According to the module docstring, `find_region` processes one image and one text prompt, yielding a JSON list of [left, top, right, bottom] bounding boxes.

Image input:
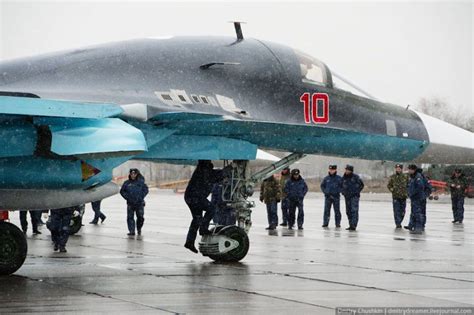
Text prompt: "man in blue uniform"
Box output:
[[342, 165, 364, 231], [418, 168, 432, 230], [407, 164, 425, 234], [120, 168, 149, 236], [284, 169, 308, 230], [279, 167, 291, 226], [211, 182, 236, 226], [447, 168, 468, 224], [48, 207, 75, 252], [321, 165, 343, 228]]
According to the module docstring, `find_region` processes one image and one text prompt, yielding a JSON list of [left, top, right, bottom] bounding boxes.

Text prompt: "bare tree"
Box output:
[[415, 97, 473, 131]]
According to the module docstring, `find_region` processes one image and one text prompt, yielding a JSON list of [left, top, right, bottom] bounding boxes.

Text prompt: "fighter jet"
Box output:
[[0, 24, 472, 274]]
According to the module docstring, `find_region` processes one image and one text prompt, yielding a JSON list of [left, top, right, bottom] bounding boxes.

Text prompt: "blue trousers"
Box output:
[[288, 198, 304, 228], [281, 197, 289, 224], [344, 196, 359, 228], [408, 199, 423, 232], [451, 196, 465, 222], [266, 202, 278, 227], [420, 198, 427, 227], [186, 199, 215, 243], [49, 209, 73, 247], [323, 195, 341, 225], [91, 200, 106, 223], [392, 198, 406, 226], [127, 204, 144, 234]]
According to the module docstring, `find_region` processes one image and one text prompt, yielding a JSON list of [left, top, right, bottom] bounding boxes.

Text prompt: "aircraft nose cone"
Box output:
[[413, 111, 474, 164]]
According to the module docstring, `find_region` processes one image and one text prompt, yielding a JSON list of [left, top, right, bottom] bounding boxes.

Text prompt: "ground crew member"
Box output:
[[260, 174, 281, 230], [284, 169, 308, 230], [48, 207, 75, 252], [321, 165, 342, 228], [211, 182, 236, 226], [387, 164, 408, 228], [342, 165, 364, 231], [89, 200, 106, 224], [406, 164, 425, 234], [120, 168, 149, 236], [419, 168, 432, 229], [279, 167, 291, 226], [184, 160, 227, 254], [448, 168, 468, 224], [19, 210, 42, 235], [406, 168, 432, 230]]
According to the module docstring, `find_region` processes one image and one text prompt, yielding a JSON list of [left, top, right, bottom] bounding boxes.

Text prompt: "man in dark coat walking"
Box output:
[[120, 168, 149, 236]]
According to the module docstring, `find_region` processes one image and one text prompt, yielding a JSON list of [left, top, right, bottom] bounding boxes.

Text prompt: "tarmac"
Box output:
[[1, 189, 473, 314]]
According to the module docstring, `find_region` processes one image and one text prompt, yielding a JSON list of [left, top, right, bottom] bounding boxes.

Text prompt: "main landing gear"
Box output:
[[199, 153, 306, 262], [0, 211, 28, 276]]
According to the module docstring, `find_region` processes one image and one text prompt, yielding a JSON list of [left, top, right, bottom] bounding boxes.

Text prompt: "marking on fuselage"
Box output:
[[300, 92, 330, 124]]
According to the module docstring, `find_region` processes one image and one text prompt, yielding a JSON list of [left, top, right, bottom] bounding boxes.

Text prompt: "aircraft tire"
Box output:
[[0, 221, 27, 276], [69, 215, 83, 235], [209, 226, 249, 262]]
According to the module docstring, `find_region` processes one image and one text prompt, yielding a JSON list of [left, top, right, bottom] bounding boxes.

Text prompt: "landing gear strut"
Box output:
[[199, 153, 306, 262], [0, 221, 28, 276]]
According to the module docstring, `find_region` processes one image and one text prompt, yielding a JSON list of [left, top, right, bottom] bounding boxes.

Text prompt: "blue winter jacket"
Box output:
[[120, 177, 149, 206], [342, 173, 364, 198], [284, 177, 308, 201], [321, 173, 343, 196], [408, 172, 426, 200]]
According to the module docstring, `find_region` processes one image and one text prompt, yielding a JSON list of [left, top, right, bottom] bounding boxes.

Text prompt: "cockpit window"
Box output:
[[294, 49, 329, 87]]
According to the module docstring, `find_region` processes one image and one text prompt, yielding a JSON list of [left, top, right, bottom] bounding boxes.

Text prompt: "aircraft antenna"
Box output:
[[229, 21, 245, 41]]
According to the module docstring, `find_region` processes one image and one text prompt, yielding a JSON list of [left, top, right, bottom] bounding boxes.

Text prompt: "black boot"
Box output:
[[184, 242, 198, 253]]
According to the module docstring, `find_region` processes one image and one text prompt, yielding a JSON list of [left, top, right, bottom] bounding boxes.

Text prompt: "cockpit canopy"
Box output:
[[294, 49, 333, 88]]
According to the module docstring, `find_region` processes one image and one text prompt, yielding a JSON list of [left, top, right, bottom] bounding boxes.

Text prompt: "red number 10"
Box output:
[[300, 92, 330, 124]]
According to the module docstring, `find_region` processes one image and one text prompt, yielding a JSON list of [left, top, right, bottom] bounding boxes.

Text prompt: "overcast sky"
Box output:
[[1, 1, 472, 113]]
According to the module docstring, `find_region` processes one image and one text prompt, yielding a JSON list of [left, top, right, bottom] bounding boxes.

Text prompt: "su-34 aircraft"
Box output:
[[0, 24, 472, 275]]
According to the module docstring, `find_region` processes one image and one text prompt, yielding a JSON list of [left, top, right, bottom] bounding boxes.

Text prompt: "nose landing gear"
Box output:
[[199, 153, 305, 262]]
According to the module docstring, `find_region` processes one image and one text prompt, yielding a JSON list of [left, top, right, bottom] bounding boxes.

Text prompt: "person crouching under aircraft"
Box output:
[[321, 165, 343, 228], [211, 182, 236, 226], [284, 169, 308, 230], [342, 165, 364, 231], [184, 160, 226, 254], [120, 168, 149, 236], [47, 207, 75, 252], [259, 174, 281, 230]]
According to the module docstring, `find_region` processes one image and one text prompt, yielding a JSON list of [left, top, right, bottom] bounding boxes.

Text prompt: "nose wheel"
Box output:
[[199, 225, 249, 262], [0, 221, 27, 275]]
